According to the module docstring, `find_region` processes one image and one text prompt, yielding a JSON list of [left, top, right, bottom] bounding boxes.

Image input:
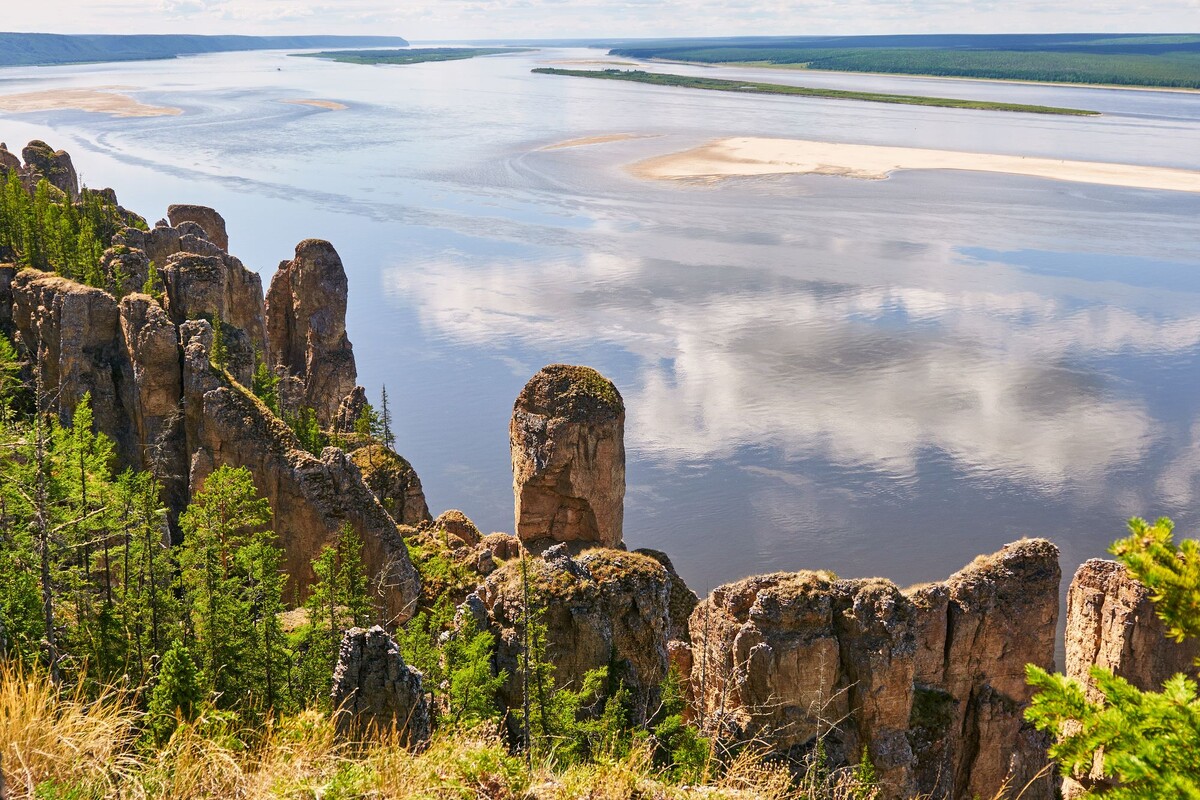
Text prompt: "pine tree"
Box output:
[[177, 465, 272, 708], [379, 386, 395, 449], [147, 639, 202, 744]]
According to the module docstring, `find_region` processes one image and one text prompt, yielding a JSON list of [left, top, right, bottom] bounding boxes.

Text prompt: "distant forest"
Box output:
[[606, 34, 1200, 89], [295, 47, 532, 66], [0, 34, 410, 68]]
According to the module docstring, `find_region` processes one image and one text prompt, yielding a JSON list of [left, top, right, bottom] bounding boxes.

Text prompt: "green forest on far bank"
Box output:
[[295, 47, 533, 65], [605, 34, 1200, 89]]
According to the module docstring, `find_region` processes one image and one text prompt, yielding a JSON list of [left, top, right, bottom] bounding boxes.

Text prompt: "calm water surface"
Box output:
[[2, 47, 1199, 602]]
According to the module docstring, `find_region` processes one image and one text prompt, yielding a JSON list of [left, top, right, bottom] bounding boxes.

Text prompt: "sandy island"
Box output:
[[0, 88, 181, 118], [543, 59, 638, 67], [631, 137, 1200, 193], [543, 133, 660, 150], [282, 99, 349, 111]]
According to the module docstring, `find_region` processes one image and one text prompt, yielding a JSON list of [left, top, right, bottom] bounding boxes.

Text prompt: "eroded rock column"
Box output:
[[331, 626, 430, 746], [510, 364, 625, 549]]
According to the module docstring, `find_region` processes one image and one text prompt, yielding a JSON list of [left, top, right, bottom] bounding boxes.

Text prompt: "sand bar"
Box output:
[[543, 132, 659, 150], [0, 88, 181, 118], [282, 99, 349, 111], [632, 137, 1200, 193]]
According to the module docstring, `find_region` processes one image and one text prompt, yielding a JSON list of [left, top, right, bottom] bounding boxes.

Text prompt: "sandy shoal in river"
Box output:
[[282, 99, 349, 110], [631, 136, 1200, 193], [542, 132, 660, 150], [0, 88, 181, 117]]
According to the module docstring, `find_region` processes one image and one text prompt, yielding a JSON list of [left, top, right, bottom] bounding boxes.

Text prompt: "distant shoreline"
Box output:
[[630, 136, 1200, 193], [645, 58, 1200, 95]]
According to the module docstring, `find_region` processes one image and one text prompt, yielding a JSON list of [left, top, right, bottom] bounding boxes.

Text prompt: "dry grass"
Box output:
[[0, 664, 1045, 799]]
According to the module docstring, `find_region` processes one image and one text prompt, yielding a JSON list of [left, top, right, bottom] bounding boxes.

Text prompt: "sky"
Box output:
[[3, 0, 1198, 41]]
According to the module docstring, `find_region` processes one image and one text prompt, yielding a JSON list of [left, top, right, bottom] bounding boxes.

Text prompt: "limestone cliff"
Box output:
[[331, 625, 430, 746], [167, 204, 229, 252], [265, 239, 358, 426], [461, 545, 672, 726], [686, 539, 1059, 800], [1061, 559, 1199, 796], [511, 364, 625, 550], [182, 321, 420, 623]]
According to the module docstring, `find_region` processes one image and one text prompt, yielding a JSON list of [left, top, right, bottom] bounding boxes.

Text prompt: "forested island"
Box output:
[[296, 47, 533, 65], [604, 33, 1200, 89], [0, 33, 410, 68], [1, 140, 1199, 799], [532, 68, 1099, 115]]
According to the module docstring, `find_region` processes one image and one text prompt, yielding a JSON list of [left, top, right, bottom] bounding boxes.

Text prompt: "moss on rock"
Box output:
[[514, 363, 624, 423]]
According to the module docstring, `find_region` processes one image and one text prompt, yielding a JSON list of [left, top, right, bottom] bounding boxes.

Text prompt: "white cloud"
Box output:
[[5, 0, 1199, 39]]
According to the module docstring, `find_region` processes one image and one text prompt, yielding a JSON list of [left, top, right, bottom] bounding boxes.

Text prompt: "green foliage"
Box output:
[[1026, 516, 1200, 799], [0, 172, 125, 287], [286, 406, 328, 456], [250, 350, 280, 416], [645, 666, 711, 783], [379, 385, 394, 449], [445, 616, 506, 728], [294, 47, 531, 65], [294, 524, 373, 706], [177, 465, 278, 712], [1112, 517, 1200, 643], [354, 401, 381, 440], [147, 639, 202, 744], [853, 750, 878, 799], [531, 68, 1099, 116], [140, 262, 163, 302]]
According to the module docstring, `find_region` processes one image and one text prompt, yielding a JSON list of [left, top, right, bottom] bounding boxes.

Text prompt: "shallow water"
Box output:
[[2, 47, 1199, 603]]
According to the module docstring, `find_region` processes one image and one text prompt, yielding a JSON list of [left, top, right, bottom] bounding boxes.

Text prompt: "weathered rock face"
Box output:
[[434, 509, 482, 547], [117, 293, 187, 507], [100, 246, 151, 297], [331, 625, 430, 746], [182, 321, 420, 623], [462, 546, 671, 725], [0, 265, 14, 336], [350, 444, 431, 527], [21, 140, 78, 199], [0, 142, 20, 174], [266, 239, 357, 426], [635, 548, 699, 644], [9, 269, 137, 462], [1061, 559, 1199, 797], [510, 364, 625, 550], [688, 540, 1060, 800], [167, 204, 229, 252]]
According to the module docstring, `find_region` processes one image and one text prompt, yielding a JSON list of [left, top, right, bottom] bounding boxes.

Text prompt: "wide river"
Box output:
[[1, 47, 1199, 604]]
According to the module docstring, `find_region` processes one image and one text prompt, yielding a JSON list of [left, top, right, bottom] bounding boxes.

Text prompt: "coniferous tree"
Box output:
[[147, 639, 202, 744], [379, 386, 395, 449]]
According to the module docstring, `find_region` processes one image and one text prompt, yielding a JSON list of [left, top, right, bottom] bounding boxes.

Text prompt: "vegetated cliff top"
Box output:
[[515, 363, 625, 423], [0, 33, 410, 68]]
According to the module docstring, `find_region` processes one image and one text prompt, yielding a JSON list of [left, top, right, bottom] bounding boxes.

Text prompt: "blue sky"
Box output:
[[6, 0, 1199, 40]]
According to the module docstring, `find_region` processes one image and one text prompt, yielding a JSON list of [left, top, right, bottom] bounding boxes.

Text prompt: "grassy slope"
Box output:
[[532, 68, 1100, 115], [295, 47, 532, 65]]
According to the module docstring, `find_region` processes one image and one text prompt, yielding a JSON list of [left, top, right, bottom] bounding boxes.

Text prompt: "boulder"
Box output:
[[463, 547, 670, 726], [331, 625, 430, 746], [481, 532, 522, 561], [21, 140, 78, 199], [167, 204, 229, 252], [1061, 559, 1200, 797], [350, 443, 431, 527], [688, 539, 1060, 800], [181, 321, 420, 624], [510, 364, 625, 549], [266, 239, 357, 426], [433, 509, 482, 546]]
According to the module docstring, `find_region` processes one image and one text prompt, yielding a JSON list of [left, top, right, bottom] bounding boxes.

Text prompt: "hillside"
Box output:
[[0, 33, 410, 68]]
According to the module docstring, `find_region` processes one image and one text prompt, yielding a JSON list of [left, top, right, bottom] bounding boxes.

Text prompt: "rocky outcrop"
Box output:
[[510, 364, 625, 550], [182, 321, 420, 624], [100, 245, 151, 297], [635, 548, 699, 643], [461, 546, 671, 725], [0, 265, 14, 336], [167, 204, 229, 252], [21, 140, 78, 199], [350, 444, 431, 527], [687, 540, 1059, 800], [9, 269, 137, 462], [265, 239, 357, 426], [117, 293, 187, 506], [0, 142, 20, 174], [331, 625, 430, 746], [433, 509, 482, 547], [1061, 559, 1199, 797]]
